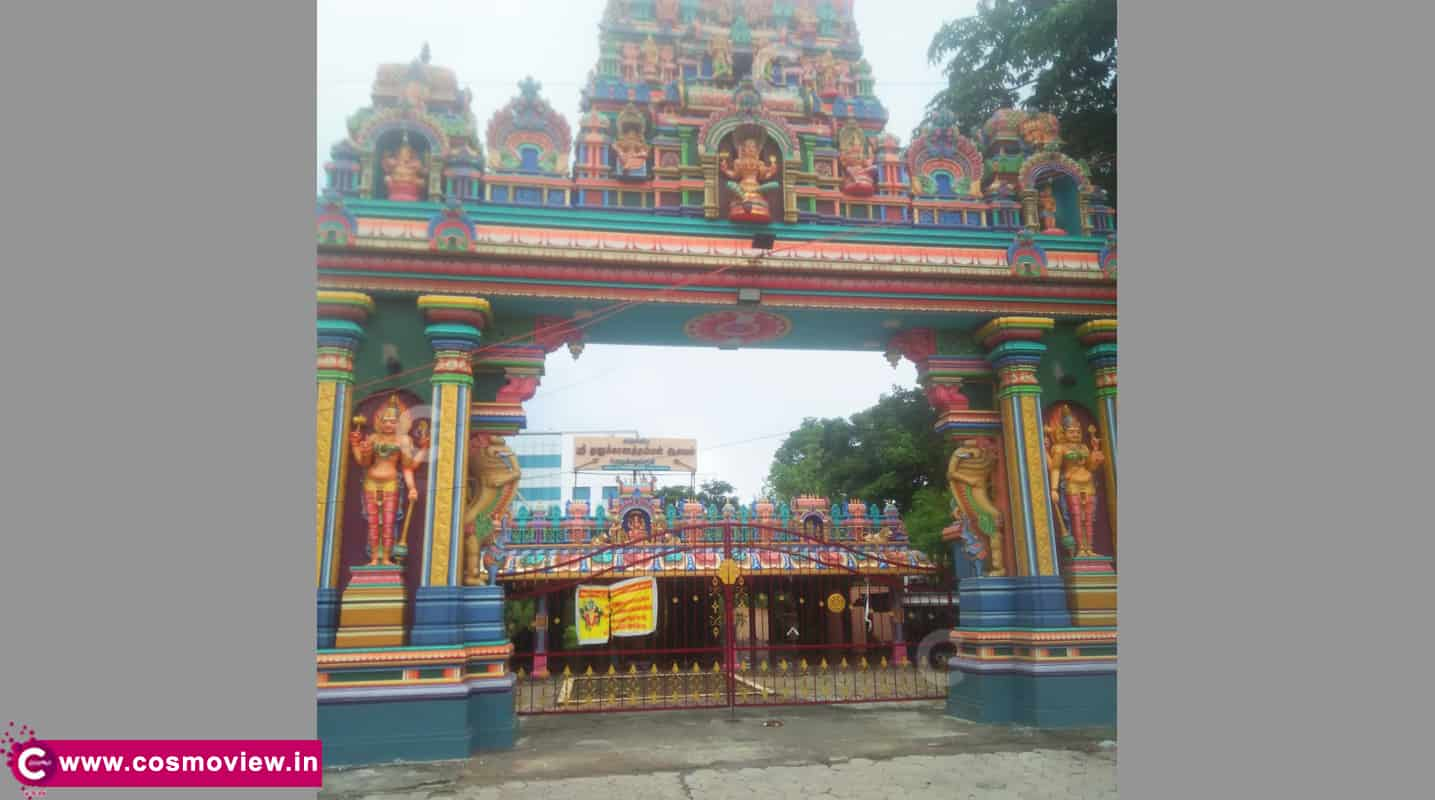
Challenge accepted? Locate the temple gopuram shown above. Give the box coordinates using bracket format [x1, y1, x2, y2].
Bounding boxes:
[316, 0, 1116, 765]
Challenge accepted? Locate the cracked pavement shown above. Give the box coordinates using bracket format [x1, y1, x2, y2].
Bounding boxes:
[321, 701, 1117, 799]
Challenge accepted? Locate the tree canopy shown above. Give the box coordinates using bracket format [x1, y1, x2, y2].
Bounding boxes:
[765, 386, 952, 565]
[926, 0, 1117, 202]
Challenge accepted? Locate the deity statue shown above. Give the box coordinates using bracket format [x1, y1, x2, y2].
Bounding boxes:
[381, 134, 427, 202]
[946, 439, 1005, 577]
[816, 50, 843, 99]
[709, 33, 733, 81]
[1039, 184, 1064, 234]
[793, 4, 818, 39]
[641, 35, 661, 82]
[837, 121, 876, 197]
[460, 433, 522, 585]
[655, 0, 680, 27]
[349, 394, 430, 566]
[624, 511, 650, 541]
[621, 41, 641, 83]
[612, 104, 650, 177]
[613, 129, 650, 175]
[659, 44, 678, 83]
[719, 136, 780, 223]
[1046, 404, 1105, 557]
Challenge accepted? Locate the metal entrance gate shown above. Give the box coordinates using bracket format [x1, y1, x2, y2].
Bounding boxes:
[505, 520, 953, 715]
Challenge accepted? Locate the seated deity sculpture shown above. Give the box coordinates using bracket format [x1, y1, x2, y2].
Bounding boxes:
[381, 135, 427, 202]
[719, 136, 780, 223]
[837, 125, 877, 197]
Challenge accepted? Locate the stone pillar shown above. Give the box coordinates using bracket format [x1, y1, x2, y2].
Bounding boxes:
[316, 291, 373, 648]
[1076, 319, 1117, 561]
[409, 294, 488, 647]
[973, 316, 1070, 628]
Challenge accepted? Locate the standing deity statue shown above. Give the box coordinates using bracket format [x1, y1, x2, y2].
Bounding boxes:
[709, 33, 733, 81]
[1046, 404, 1106, 557]
[816, 50, 843, 98]
[641, 35, 661, 82]
[659, 44, 678, 83]
[381, 134, 428, 202]
[719, 136, 780, 223]
[947, 439, 1005, 577]
[1039, 184, 1063, 233]
[350, 394, 430, 566]
[621, 41, 641, 83]
[460, 433, 522, 584]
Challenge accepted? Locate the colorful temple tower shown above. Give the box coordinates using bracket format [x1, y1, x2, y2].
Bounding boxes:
[316, 0, 1116, 765]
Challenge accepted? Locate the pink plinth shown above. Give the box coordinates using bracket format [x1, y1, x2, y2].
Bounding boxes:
[728, 200, 773, 224]
[1069, 555, 1115, 574]
[1041, 227, 1067, 236]
[348, 565, 405, 586]
[892, 641, 909, 665]
[532, 653, 549, 679]
[388, 185, 423, 202]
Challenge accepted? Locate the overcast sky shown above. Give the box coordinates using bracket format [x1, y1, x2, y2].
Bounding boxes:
[317, 0, 978, 501]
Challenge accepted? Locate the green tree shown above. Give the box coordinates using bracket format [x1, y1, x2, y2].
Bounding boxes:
[696, 479, 737, 508]
[765, 386, 951, 561]
[926, 0, 1117, 202]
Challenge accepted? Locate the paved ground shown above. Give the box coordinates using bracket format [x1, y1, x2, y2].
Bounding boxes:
[321, 701, 1117, 799]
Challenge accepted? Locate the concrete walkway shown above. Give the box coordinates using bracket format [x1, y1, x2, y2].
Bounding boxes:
[321, 701, 1117, 799]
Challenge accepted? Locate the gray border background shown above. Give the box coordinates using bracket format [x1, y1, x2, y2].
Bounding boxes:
[0, 1, 315, 798]
[2, 1, 1430, 798]
[1120, 0, 1429, 797]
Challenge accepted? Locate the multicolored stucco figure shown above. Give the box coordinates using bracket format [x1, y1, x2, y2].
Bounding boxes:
[460, 433, 522, 585]
[1046, 403, 1106, 557]
[350, 394, 428, 566]
[947, 438, 1006, 577]
[719, 136, 779, 223]
[381, 132, 427, 201]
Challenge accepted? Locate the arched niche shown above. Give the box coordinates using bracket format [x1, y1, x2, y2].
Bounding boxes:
[372, 128, 435, 202]
[714, 126, 786, 224]
[1021, 153, 1093, 236]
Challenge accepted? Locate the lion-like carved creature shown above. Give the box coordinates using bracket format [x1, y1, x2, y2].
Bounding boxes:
[947, 438, 1006, 577]
[460, 433, 522, 585]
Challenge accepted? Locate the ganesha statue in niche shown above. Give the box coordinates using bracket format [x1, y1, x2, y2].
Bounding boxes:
[381, 132, 428, 202]
[719, 134, 780, 223]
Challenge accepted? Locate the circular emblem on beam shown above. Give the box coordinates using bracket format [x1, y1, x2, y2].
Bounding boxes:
[826, 593, 847, 614]
[684, 311, 791, 348]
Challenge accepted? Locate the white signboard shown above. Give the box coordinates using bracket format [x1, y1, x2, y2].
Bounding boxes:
[573, 436, 698, 473]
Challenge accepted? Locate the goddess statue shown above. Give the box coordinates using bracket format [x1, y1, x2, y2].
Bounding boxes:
[719, 136, 780, 223]
[349, 394, 430, 566]
[1046, 404, 1106, 557]
[381, 135, 427, 202]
